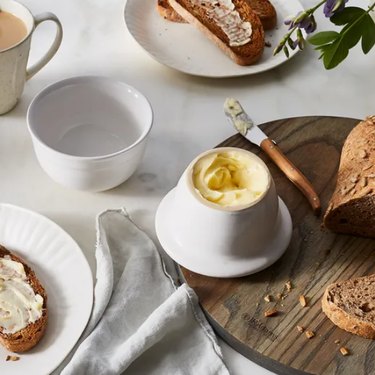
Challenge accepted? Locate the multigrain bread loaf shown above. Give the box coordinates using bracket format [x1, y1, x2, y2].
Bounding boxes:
[168, 0, 265, 65]
[322, 275, 375, 339]
[157, 0, 276, 30]
[246, 0, 276, 30]
[0, 245, 48, 352]
[323, 116, 375, 238]
[157, 0, 186, 22]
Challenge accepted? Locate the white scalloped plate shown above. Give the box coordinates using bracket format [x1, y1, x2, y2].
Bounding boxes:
[0, 204, 93, 375]
[124, 0, 304, 77]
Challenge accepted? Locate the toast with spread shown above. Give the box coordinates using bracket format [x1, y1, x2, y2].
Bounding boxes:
[168, 0, 265, 65]
[0, 245, 47, 352]
[157, 0, 276, 30]
[323, 116, 375, 238]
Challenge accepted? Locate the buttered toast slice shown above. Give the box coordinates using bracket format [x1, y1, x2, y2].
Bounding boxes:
[157, 0, 276, 30]
[169, 0, 265, 65]
[0, 245, 47, 352]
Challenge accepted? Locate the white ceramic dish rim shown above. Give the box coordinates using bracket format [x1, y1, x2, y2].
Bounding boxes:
[0, 0, 34, 53]
[186, 147, 272, 212]
[155, 188, 293, 277]
[26, 76, 154, 161]
[124, 0, 304, 78]
[0, 203, 93, 375]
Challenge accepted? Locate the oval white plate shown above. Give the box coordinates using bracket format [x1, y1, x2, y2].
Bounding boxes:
[125, 0, 304, 77]
[0, 204, 93, 375]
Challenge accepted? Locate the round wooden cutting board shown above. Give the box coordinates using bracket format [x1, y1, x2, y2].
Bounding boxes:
[179, 116, 375, 375]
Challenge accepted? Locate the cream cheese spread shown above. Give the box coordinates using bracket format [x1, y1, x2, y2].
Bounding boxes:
[191, 0, 252, 47]
[0, 256, 43, 334]
[193, 151, 268, 207]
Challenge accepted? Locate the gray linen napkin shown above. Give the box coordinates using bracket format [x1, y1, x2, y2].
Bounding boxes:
[60, 208, 229, 375]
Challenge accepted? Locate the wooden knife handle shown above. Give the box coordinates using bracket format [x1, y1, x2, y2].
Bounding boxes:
[260, 138, 321, 215]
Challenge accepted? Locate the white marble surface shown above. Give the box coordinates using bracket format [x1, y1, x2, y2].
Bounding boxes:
[0, 0, 374, 373]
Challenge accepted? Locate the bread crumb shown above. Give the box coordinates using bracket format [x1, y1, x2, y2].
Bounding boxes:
[340, 347, 350, 356]
[264, 308, 278, 317]
[334, 339, 340, 344]
[6, 355, 20, 361]
[285, 280, 292, 292]
[299, 295, 307, 307]
[305, 330, 315, 339]
[264, 294, 272, 302]
[297, 325, 304, 333]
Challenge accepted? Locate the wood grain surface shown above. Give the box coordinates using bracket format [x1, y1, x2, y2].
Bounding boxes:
[179, 116, 375, 375]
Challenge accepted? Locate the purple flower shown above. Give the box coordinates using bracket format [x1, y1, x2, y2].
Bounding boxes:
[323, 0, 349, 18]
[284, 12, 317, 34]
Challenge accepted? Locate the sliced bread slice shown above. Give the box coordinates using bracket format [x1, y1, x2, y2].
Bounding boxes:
[157, 0, 186, 22]
[0, 245, 48, 352]
[246, 0, 276, 30]
[323, 116, 375, 238]
[322, 275, 375, 339]
[169, 0, 265, 65]
[157, 0, 276, 30]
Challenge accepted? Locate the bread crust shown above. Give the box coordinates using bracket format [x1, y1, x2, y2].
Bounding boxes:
[0, 245, 48, 352]
[157, 0, 186, 22]
[323, 116, 375, 238]
[169, 0, 264, 65]
[322, 277, 375, 339]
[246, 0, 276, 30]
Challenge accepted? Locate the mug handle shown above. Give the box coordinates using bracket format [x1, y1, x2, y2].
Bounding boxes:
[26, 12, 63, 81]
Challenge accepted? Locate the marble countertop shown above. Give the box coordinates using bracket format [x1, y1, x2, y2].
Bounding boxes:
[0, 0, 374, 373]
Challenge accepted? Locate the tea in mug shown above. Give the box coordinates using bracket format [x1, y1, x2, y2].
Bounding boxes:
[0, 10, 27, 51]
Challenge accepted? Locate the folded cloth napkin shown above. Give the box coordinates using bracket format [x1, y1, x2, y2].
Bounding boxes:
[59, 208, 229, 375]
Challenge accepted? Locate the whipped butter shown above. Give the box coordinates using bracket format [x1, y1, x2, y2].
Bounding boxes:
[0, 257, 43, 334]
[192, 151, 268, 207]
[191, 0, 252, 47]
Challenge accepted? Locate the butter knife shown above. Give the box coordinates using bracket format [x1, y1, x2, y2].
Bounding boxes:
[224, 98, 321, 215]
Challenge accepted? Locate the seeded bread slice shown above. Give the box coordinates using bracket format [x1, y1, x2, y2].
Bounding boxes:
[323, 116, 375, 238]
[322, 275, 375, 339]
[0, 245, 48, 352]
[168, 0, 265, 65]
[157, 0, 186, 22]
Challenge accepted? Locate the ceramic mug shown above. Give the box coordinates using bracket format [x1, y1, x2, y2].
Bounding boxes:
[0, 0, 63, 114]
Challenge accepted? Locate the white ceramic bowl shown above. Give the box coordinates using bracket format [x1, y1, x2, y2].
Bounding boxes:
[27, 76, 153, 191]
[155, 147, 292, 277]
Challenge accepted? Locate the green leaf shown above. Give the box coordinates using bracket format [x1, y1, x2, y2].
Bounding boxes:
[361, 14, 375, 54]
[330, 7, 365, 26]
[308, 31, 339, 46]
[341, 17, 365, 49]
[323, 39, 349, 69]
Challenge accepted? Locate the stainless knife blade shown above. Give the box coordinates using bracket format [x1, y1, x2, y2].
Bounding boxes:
[223, 98, 267, 146]
[223, 97, 321, 215]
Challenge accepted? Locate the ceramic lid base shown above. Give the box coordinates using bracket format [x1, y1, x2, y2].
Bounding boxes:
[155, 188, 292, 278]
